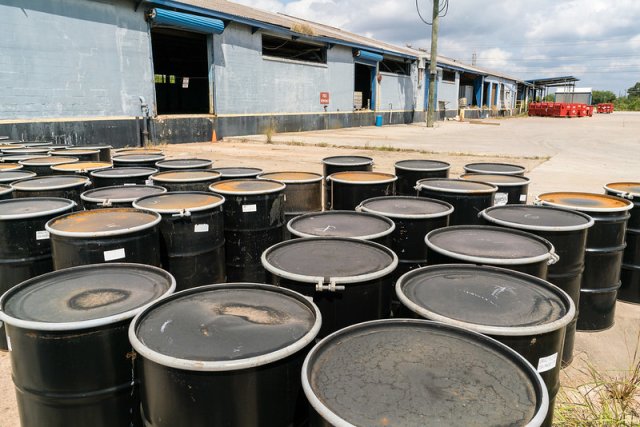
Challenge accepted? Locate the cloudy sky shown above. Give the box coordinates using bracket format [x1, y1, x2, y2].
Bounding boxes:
[233, 0, 640, 95]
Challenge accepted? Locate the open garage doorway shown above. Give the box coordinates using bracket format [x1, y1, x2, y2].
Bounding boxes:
[354, 63, 374, 110]
[151, 28, 210, 115]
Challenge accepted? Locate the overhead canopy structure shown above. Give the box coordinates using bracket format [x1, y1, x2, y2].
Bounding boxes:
[525, 76, 579, 101]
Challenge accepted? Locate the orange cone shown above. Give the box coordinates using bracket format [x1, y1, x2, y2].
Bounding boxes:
[211, 129, 217, 143]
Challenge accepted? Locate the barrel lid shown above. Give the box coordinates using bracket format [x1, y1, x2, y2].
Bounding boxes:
[151, 169, 221, 182]
[537, 191, 633, 212]
[52, 161, 112, 172]
[425, 225, 553, 265]
[129, 283, 321, 371]
[0, 263, 175, 331]
[0, 184, 12, 196]
[257, 171, 323, 183]
[328, 171, 397, 184]
[50, 149, 98, 156]
[19, 141, 54, 147]
[481, 205, 594, 232]
[287, 211, 395, 240]
[322, 155, 373, 166]
[1, 147, 50, 155]
[604, 182, 640, 199]
[0, 163, 23, 171]
[302, 319, 548, 427]
[46, 208, 161, 237]
[464, 162, 526, 175]
[68, 145, 113, 150]
[460, 173, 531, 186]
[211, 167, 263, 178]
[113, 153, 166, 162]
[155, 158, 213, 169]
[91, 167, 157, 178]
[19, 156, 79, 166]
[417, 178, 498, 194]
[394, 159, 451, 171]
[114, 148, 164, 155]
[1, 155, 46, 163]
[0, 144, 23, 150]
[210, 178, 285, 195]
[134, 192, 225, 214]
[357, 196, 454, 219]
[81, 185, 167, 204]
[0, 197, 76, 220]
[11, 175, 90, 191]
[262, 237, 398, 284]
[0, 170, 37, 183]
[398, 265, 574, 337]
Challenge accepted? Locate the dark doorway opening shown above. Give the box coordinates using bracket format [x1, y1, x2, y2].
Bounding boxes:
[354, 63, 373, 110]
[151, 28, 210, 115]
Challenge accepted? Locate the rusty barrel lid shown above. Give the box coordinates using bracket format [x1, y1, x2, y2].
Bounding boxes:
[0, 163, 23, 171]
[211, 167, 263, 179]
[536, 191, 633, 213]
[129, 283, 320, 371]
[51, 161, 112, 173]
[81, 185, 167, 205]
[604, 182, 640, 199]
[0, 144, 24, 150]
[257, 171, 323, 183]
[321, 155, 373, 167]
[0, 170, 37, 184]
[287, 211, 395, 240]
[327, 171, 397, 184]
[463, 162, 526, 175]
[209, 178, 285, 195]
[11, 175, 91, 191]
[394, 159, 451, 171]
[0, 197, 76, 220]
[134, 192, 225, 214]
[19, 156, 79, 166]
[302, 319, 548, 427]
[460, 173, 531, 187]
[357, 196, 454, 219]
[155, 158, 213, 170]
[91, 167, 158, 179]
[0, 263, 175, 331]
[416, 178, 498, 194]
[46, 208, 161, 238]
[113, 148, 164, 156]
[481, 205, 594, 232]
[150, 169, 221, 183]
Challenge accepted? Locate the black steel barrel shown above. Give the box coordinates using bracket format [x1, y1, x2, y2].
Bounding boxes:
[537, 192, 633, 331]
[0, 163, 24, 172]
[19, 156, 79, 175]
[129, 283, 320, 427]
[425, 225, 557, 279]
[68, 145, 113, 162]
[394, 159, 451, 196]
[90, 167, 158, 188]
[605, 182, 640, 303]
[356, 196, 453, 278]
[461, 173, 531, 205]
[11, 175, 91, 206]
[328, 171, 396, 210]
[51, 161, 112, 177]
[0, 184, 12, 199]
[46, 208, 162, 270]
[0, 263, 175, 427]
[480, 205, 594, 366]
[112, 153, 165, 168]
[81, 185, 167, 210]
[0, 197, 76, 350]
[322, 155, 373, 210]
[155, 158, 212, 171]
[416, 178, 497, 225]
[262, 237, 397, 337]
[49, 149, 100, 162]
[211, 166, 263, 181]
[396, 265, 573, 426]
[302, 319, 549, 427]
[0, 170, 36, 184]
[150, 169, 221, 192]
[210, 179, 285, 282]
[134, 192, 226, 291]
[463, 162, 526, 176]
[287, 210, 395, 246]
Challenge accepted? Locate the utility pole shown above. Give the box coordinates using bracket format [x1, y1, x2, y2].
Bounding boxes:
[426, 0, 440, 128]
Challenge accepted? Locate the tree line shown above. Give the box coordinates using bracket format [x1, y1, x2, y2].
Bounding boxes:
[593, 82, 640, 111]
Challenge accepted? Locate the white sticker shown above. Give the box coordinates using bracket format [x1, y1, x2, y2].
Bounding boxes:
[182, 77, 189, 88]
[145, 179, 153, 186]
[520, 194, 528, 202]
[194, 223, 209, 233]
[242, 204, 257, 213]
[124, 183, 136, 186]
[36, 230, 50, 240]
[104, 248, 126, 261]
[537, 353, 558, 373]
[283, 194, 287, 202]
[494, 192, 509, 206]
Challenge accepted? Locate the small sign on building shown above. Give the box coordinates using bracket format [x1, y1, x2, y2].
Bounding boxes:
[320, 92, 330, 105]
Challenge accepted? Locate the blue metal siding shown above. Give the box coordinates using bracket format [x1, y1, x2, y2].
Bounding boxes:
[150, 8, 224, 34]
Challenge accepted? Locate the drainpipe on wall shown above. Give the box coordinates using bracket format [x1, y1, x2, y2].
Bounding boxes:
[139, 96, 151, 147]
[389, 103, 393, 124]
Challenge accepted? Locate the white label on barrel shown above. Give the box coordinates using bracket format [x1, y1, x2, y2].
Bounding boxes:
[104, 248, 126, 261]
[124, 183, 136, 186]
[145, 179, 153, 186]
[194, 224, 209, 233]
[537, 353, 558, 373]
[494, 192, 509, 206]
[520, 194, 527, 202]
[36, 230, 50, 240]
[284, 194, 287, 202]
[242, 204, 257, 213]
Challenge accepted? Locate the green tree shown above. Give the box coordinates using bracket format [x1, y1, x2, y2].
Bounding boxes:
[628, 82, 640, 98]
[592, 90, 616, 104]
[543, 94, 555, 102]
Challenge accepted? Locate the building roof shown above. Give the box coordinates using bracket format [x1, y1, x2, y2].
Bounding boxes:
[525, 76, 579, 87]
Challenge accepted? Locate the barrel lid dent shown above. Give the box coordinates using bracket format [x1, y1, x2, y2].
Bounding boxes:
[537, 192, 633, 212]
[287, 211, 395, 240]
[46, 208, 161, 237]
[134, 192, 225, 214]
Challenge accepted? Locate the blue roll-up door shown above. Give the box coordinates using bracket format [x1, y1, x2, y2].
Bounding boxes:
[149, 8, 225, 34]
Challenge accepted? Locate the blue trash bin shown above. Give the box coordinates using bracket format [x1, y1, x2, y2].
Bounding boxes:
[375, 115, 383, 126]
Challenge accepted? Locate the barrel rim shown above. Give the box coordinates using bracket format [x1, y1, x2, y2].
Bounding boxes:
[301, 318, 549, 427]
[210, 166, 263, 177]
[49, 149, 100, 155]
[0, 197, 76, 220]
[10, 174, 91, 191]
[0, 163, 23, 171]
[209, 178, 285, 195]
[416, 178, 498, 194]
[155, 158, 213, 169]
[425, 225, 555, 265]
[321, 155, 374, 167]
[463, 162, 526, 175]
[1, 148, 50, 154]
[113, 154, 166, 162]
[394, 159, 451, 172]
[67, 145, 114, 150]
[396, 264, 575, 336]
[460, 173, 531, 187]
[133, 191, 226, 214]
[150, 169, 221, 183]
[480, 205, 595, 232]
[128, 283, 322, 371]
[51, 162, 112, 173]
[19, 156, 79, 166]
[356, 196, 454, 219]
[90, 167, 158, 178]
[257, 171, 324, 184]
[286, 210, 396, 240]
[604, 182, 640, 199]
[45, 207, 162, 238]
[327, 171, 398, 185]
[0, 263, 176, 331]
[81, 185, 168, 204]
[536, 192, 634, 213]
[0, 184, 13, 195]
[262, 237, 399, 284]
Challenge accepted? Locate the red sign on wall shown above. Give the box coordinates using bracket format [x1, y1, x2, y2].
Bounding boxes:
[320, 92, 330, 105]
